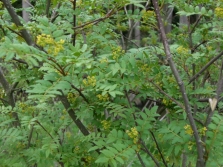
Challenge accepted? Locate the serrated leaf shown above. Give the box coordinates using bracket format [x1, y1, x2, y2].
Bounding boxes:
[53, 30, 64, 38]
[110, 159, 117, 167]
[174, 145, 181, 155]
[115, 156, 124, 164]
[101, 150, 115, 157]
[88, 146, 100, 152]
[95, 157, 109, 163]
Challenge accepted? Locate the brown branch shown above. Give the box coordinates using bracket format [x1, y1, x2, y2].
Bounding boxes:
[58, 92, 89, 136]
[150, 131, 168, 167]
[70, 83, 89, 104]
[189, 50, 223, 84]
[151, 0, 205, 166]
[2, 0, 34, 46]
[73, 8, 116, 30]
[150, 80, 185, 109]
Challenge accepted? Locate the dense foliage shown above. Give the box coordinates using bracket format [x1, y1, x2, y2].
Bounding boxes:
[1, 0, 223, 166]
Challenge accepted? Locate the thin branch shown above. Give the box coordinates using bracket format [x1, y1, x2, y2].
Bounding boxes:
[73, 7, 116, 30]
[191, 40, 207, 53]
[36, 121, 54, 140]
[150, 80, 185, 109]
[136, 152, 146, 167]
[151, 1, 205, 166]
[150, 131, 168, 167]
[2, 0, 34, 46]
[70, 83, 89, 104]
[140, 140, 161, 167]
[189, 15, 203, 35]
[189, 50, 223, 84]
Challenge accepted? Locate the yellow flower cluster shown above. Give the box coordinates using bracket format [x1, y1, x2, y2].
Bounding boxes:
[67, 92, 77, 104]
[139, 63, 150, 73]
[176, 46, 189, 55]
[18, 102, 34, 113]
[87, 124, 95, 132]
[112, 46, 125, 60]
[101, 120, 111, 130]
[215, 7, 223, 18]
[188, 141, 195, 150]
[83, 76, 96, 87]
[36, 34, 65, 56]
[162, 98, 172, 106]
[126, 127, 139, 144]
[184, 124, 194, 136]
[141, 10, 155, 20]
[97, 93, 109, 101]
[83, 155, 93, 164]
[199, 127, 207, 136]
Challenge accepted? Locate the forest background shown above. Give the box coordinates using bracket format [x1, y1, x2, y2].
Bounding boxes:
[0, 0, 223, 167]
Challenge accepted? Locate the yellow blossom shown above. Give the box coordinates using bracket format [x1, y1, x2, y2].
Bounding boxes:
[97, 93, 109, 101]
[36, 34, 64, 56]
[176, 46, 189, 55]
[126, 127, 139, 144]
[215, 7, 223, 18]
[184, 124, 194, 136]
[101, 120, 111, 130]
[83, 76, 96, 87]
[141, 10, 155, 20]
[112, 46, 124, 60]
[199, 127, 207, 136]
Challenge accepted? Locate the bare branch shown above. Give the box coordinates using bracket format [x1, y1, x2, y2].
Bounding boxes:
[151, 0, 205, 166]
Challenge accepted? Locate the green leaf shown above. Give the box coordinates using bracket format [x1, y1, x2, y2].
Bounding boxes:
[95, 157, 110, 163]
[201, 7, 206, 15]
[101, 150, 115, 157]
[53, 30, 64, 38]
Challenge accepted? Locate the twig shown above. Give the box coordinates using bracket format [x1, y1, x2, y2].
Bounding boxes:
[73, 7, 116, 30]
[150, 131, 168, 167]
[136, 152, 146, 167]
[189, 50, 223, 84]
[70, 83, 89, 104]
[141, 140, 160, 167]
[150, 80, 185, 109]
